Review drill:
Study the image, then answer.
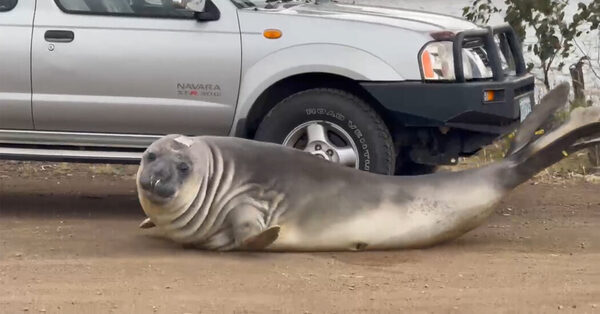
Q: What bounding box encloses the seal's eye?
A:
[177,162,190,173]
[146,152,156,162]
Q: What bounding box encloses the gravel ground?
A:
[0,161,599,313]
[1,1,599,313]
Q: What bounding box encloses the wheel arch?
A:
[235,72,395,139]
[229,43,404,138]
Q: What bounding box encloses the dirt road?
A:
[0,161,599,313]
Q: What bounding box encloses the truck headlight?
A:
[419,41,490,81]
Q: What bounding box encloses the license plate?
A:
[519,95,532,122]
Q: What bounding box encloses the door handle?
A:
[44,30,74,43]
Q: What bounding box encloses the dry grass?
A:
[0,161,138,180]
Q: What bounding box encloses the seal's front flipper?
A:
[139,217,156,229]
[227,203,279,251]
[240,225,280,250]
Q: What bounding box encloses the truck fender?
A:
[229,43,404,136]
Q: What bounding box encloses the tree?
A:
[461,0,500,24]
[462,0,600,89]
[464,1,600,169]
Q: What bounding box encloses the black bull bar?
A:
[453,23,528,82]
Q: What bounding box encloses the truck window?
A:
[0,0,17,12]
[54,0,195,19]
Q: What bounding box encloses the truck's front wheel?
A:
[254,89,395,175]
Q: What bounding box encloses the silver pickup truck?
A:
[0,0,534,175]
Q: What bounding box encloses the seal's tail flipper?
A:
[507,82,570,155]
[568,136,600,152]
[501,91,600,188]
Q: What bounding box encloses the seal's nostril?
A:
[140,178,152,190]
[154,165,173,181]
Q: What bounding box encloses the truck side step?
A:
[0,146,142,164]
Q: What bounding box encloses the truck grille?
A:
[471,47,490,67]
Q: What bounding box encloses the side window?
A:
[0,0,17,12]
[55,0,195,19]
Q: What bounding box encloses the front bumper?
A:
[361,23,535,136]
[361,74,535,135]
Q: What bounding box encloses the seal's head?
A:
[136,135,202,205]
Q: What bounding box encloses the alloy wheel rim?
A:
[282,120,359,169]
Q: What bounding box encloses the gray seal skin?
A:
[136,83,600,251]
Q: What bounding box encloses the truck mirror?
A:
[194,0,220,22]
[185,0,206,12]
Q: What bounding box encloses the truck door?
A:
[0,0,34,130]
[31,0,241,135]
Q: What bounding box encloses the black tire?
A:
[254,88,395,175]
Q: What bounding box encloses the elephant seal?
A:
[136,83,600,251]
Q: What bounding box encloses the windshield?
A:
[230,0,310,9]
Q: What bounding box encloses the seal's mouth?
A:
[141,189,176,205]
[138,174,179,204]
